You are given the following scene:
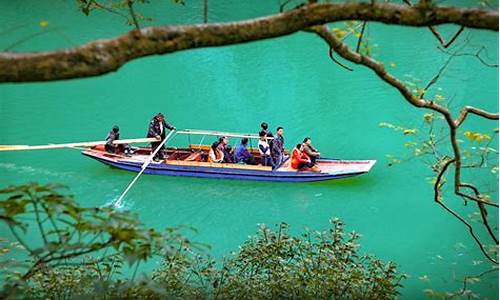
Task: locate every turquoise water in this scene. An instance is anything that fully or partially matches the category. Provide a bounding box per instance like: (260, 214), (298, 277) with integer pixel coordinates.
(0, 1), (498, 298)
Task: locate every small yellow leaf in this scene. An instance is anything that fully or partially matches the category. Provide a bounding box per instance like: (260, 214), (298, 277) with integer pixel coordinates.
(389, 62), (396, 68)
(39, 20), (49, 28)
(332, 27), (347, 39)
(403, 129), (416, 135)
(424, 113), (433, 123)
(434, 94), (445, 101)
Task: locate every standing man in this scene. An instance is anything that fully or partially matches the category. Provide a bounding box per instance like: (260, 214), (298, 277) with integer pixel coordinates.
(271, 126), (285, 169)
(147, 113), (176, 161)
(260, 122), (274, 139)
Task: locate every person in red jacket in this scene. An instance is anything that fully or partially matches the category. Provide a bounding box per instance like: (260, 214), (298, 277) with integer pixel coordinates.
(291, 144), (313, 170)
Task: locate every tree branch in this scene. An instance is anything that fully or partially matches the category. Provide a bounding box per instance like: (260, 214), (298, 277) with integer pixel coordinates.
(310, 24), (498, 263)
(355, 21), (367, 53)
(328, 47), (353, 71)
(0, 3), (497, 82)
(429, 25), (465, 48)
(455, 106), (499, 127)
(438, 46), (499, 68)
(127, 0), (141, 30)
(403, 0), (466, 48)
(449, 267), (499, 299)
(435, 180), (498, 264)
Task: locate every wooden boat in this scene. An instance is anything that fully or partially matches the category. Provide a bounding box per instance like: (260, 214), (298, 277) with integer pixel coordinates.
(82, 129), (376, 182)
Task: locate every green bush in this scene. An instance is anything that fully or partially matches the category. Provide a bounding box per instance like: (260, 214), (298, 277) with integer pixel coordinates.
(0, 183), (404, 299)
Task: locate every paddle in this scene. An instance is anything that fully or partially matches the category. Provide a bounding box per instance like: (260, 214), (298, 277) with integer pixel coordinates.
(113, 129), (177, 207)
(0, 137), (160, 152)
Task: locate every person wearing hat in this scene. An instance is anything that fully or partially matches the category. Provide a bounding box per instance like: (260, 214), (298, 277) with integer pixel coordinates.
(105, 125), (121, 153)
(105, 125), (133, 155)
(259, 122), (274, 139)
(147, 113), (176, 161)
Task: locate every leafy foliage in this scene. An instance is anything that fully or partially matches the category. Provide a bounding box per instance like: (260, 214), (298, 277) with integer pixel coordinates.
(0, 183), (404, 299)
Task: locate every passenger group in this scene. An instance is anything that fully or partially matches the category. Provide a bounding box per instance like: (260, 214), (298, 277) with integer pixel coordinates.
(105, 114), (322, 172)
(206, 121), (321, 172)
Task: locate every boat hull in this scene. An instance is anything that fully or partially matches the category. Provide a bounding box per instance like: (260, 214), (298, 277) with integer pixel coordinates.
(82, 149), (375, 183)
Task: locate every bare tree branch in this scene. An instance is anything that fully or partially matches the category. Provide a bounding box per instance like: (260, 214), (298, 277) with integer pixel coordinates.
(455, 106), (499, 127)
(279, 0), (294, 13)
(419, 54), (454, 98)
(310, 24), (498, 263)
(328, 47), (353, 71)
(449, 267), (499, 299)
(92, 0), (130, 22)
(204, 0), (208, 23)
(0, 2), (497, 83)
(403, 0), (466, 48)
(429, 25), (465, 48)
(433, 161), (498, 264)
(356, 21), (367, 53)
(438, 46), (499, 67)
(127, 0), (140, 30)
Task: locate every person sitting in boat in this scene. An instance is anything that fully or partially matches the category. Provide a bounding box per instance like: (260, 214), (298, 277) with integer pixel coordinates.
(260, 122), (274, 139)
(258, 131), (272, 166)
(271, 126), (287, 169)
(235, 138), (256, 165)
(291, 144), (314, 170)
(147, 113), (176, 161)
(302, 137), (321, 165)
(218, 136), (233, 163)
(105, 125), (132, 154)
(208, 141), (224, 163)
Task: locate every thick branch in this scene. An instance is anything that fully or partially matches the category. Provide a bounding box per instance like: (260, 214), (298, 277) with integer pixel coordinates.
(0, 2), (497, 82)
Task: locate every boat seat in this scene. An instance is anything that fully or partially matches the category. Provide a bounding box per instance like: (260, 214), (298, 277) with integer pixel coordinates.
(185, 152), (203, 162)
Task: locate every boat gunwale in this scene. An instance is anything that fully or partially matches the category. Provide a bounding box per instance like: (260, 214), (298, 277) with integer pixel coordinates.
(81, 148), (375, 180)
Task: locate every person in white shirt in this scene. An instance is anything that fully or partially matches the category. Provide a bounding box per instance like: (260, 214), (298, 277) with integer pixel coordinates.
(258, 131), (273, 166)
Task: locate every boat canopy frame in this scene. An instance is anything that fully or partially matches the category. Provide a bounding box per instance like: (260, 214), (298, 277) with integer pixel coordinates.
(176, 129), (272, 140)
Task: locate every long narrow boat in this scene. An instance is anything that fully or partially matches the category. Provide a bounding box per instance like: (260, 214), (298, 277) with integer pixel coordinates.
(82, 129), (376, 182)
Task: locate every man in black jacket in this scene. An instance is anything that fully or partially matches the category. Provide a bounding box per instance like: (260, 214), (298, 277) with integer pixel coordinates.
(105, 125), (120, 153)
(147, 113), (176, 161)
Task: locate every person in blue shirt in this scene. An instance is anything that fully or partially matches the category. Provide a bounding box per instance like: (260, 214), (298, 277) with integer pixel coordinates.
(234, 138), (256, 165)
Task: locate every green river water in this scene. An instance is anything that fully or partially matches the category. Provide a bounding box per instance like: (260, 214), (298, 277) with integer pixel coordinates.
(0, 0), (498, 298)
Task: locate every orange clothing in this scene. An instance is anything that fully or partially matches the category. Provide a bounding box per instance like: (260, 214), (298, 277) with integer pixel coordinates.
(208, 148), (224, 163)
(291, 148), (311, 169)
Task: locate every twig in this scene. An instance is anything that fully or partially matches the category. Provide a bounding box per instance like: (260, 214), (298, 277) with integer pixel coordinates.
(127, 0), (140, 30)
(328, 47), (353, 71)
(356, 21), (367, 53)
(204, 0), (208, 23)
(419, 54), (454, 98)
(429, 26), (465, 48)
(403, 0), (465, 48)
(438, 45), (499, 68)
(434, 163), (498, 264)
(448, 267), (499, 299)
